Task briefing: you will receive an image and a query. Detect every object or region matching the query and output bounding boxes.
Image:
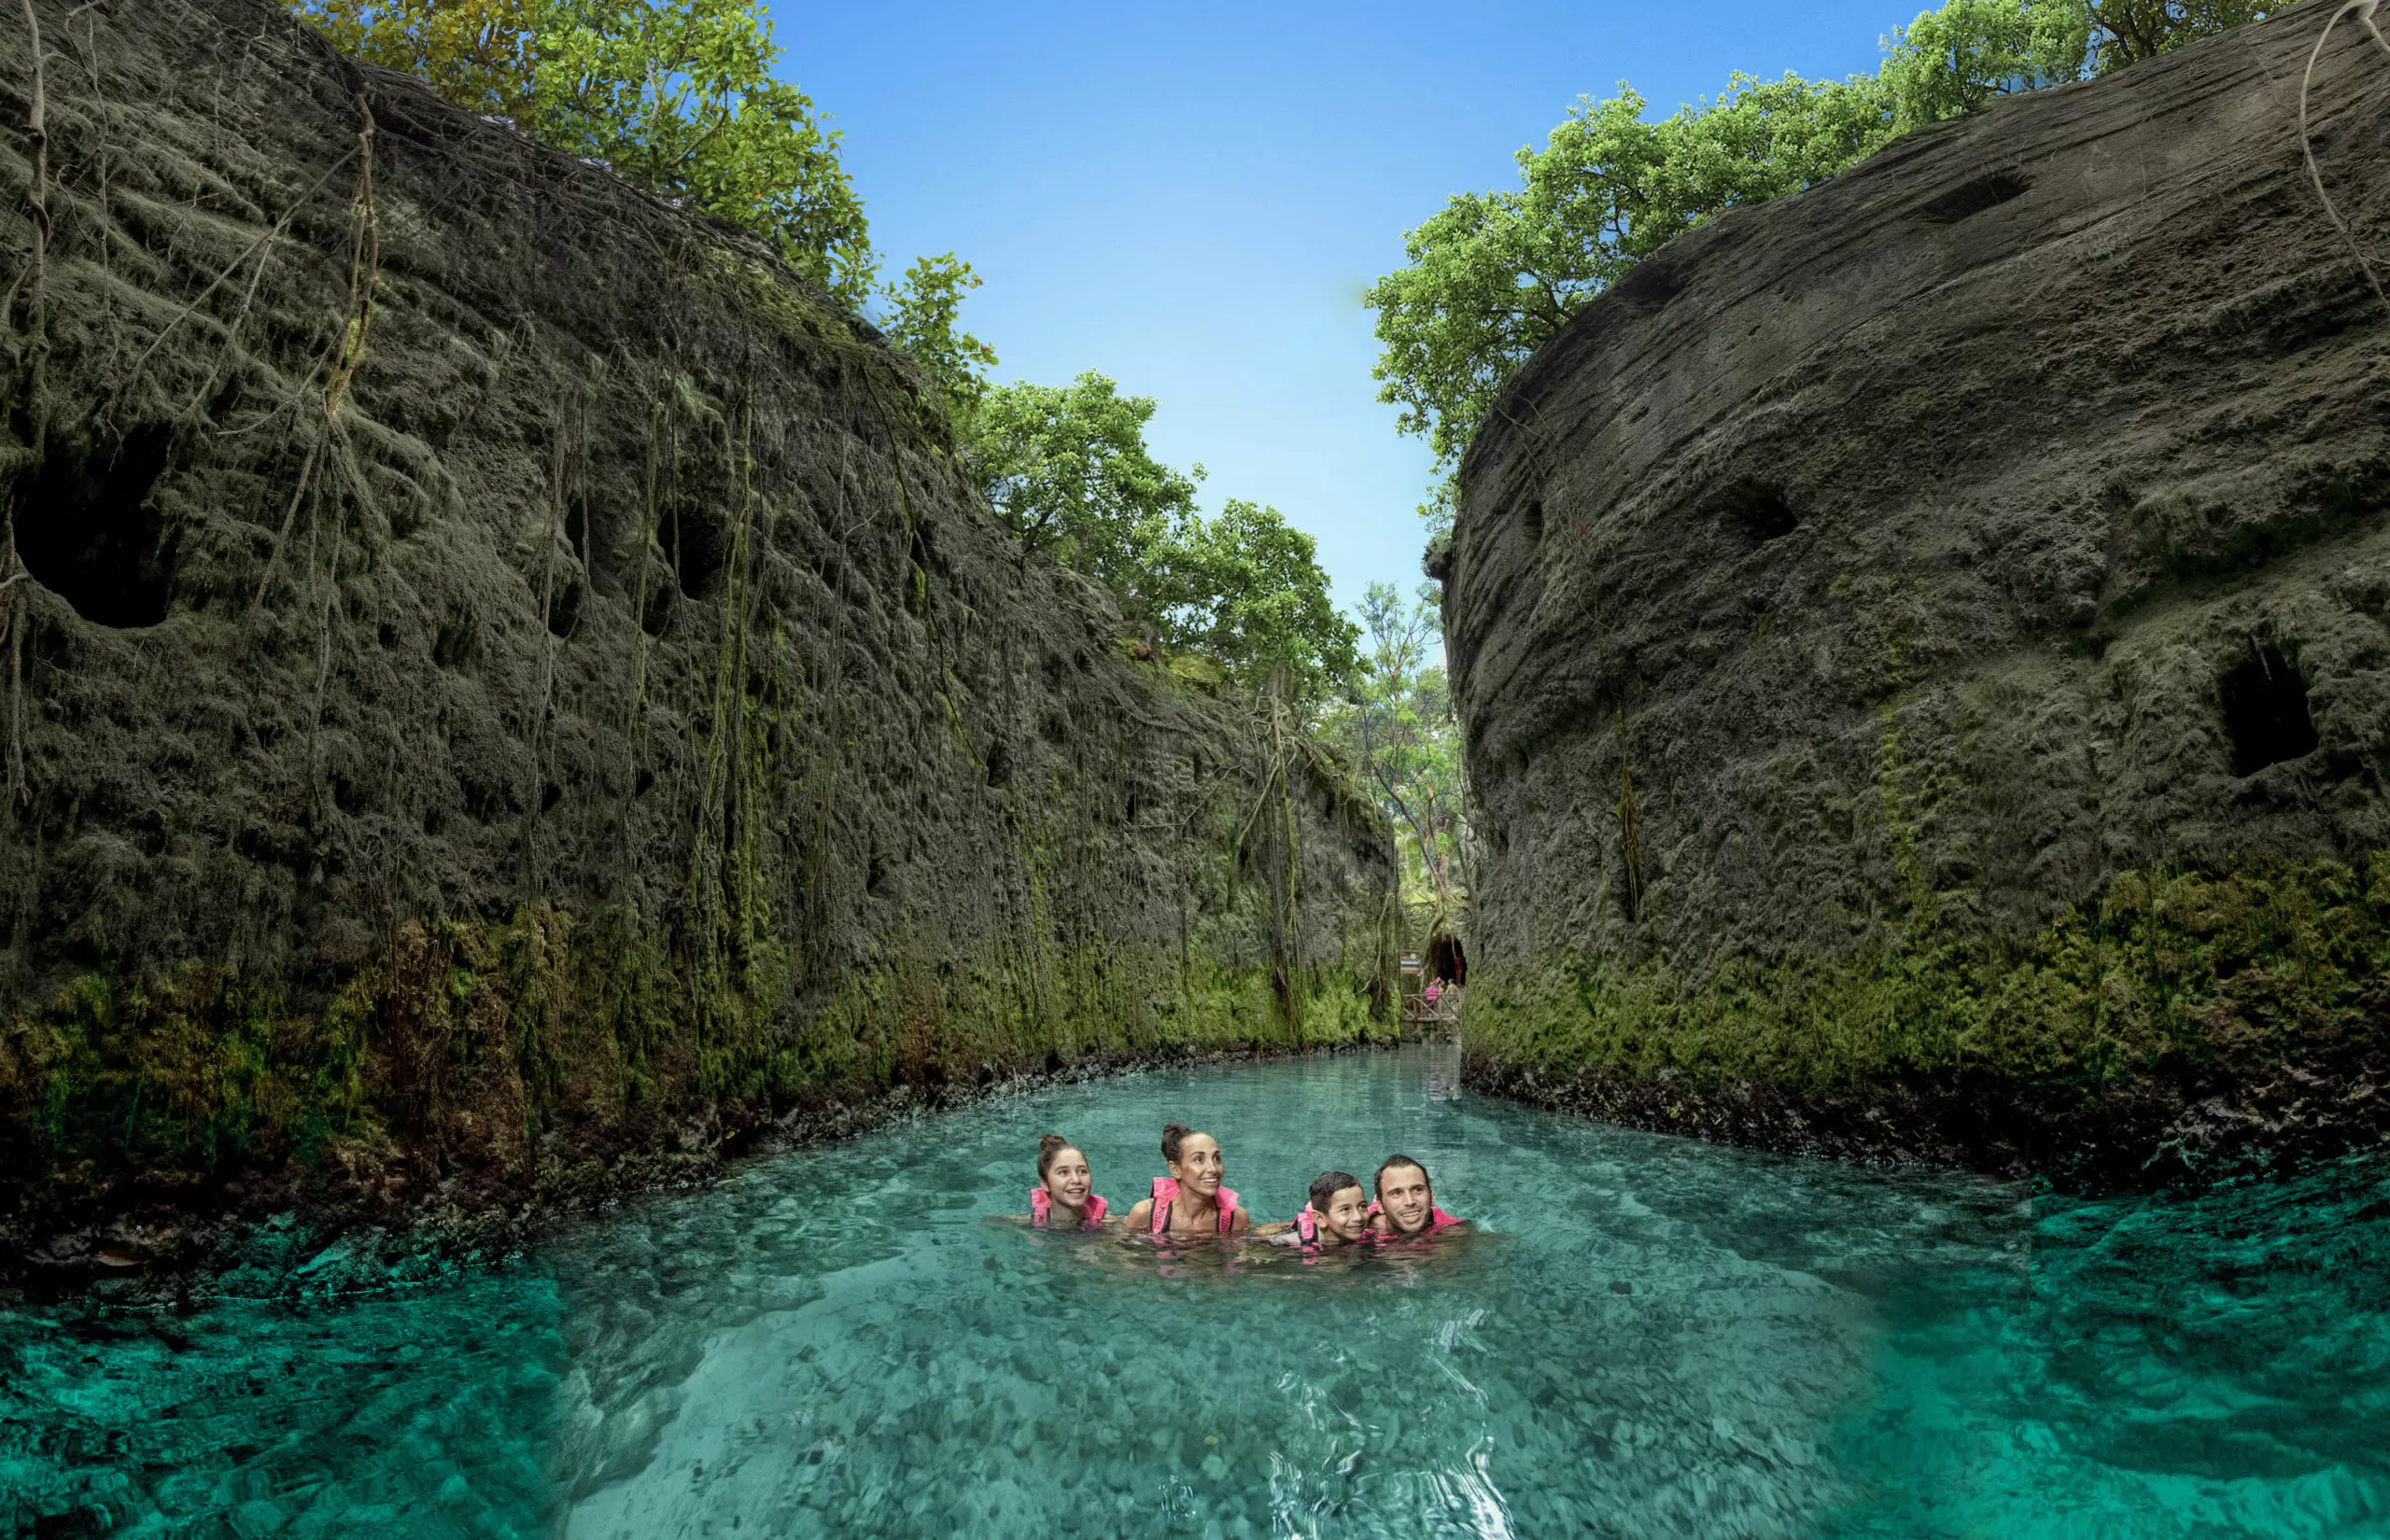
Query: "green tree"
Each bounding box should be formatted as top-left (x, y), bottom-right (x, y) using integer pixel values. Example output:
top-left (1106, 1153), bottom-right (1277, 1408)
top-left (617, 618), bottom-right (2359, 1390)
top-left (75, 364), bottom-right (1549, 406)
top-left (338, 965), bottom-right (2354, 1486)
top-left (288, 0), bottom-right (876, 305)
top-left (1153, 500), bottom-right (1359, 705)
top-left (964, 371), bottom-right (1202, 604)
top-left (1366, 71), bottom-right (1892, 530)
top-left (1327, 582), bottom-right (1468, 906)
top-left (1370, 0), bottom-right (2268, 531)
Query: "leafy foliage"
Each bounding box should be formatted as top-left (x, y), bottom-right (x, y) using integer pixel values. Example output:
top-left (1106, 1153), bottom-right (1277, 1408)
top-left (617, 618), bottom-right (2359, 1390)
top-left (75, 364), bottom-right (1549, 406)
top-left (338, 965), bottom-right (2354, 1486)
top-left (1324, 582), bottom-right (1468, 905)
top-left (1152, 500), bottom-right (1359, 704)
top-left (289, 0), bottom-right (877, 304)
top-left (285, 0), bottom-right (1006, 386)
top-left (876, 253), bottom-right (999, 421)
top-left (964, 377), bottom-right (1355, 702)
top-left (965, 371), bottom-right (1201, 595)
top-left (1370, 0), bottom-right (2269, 530)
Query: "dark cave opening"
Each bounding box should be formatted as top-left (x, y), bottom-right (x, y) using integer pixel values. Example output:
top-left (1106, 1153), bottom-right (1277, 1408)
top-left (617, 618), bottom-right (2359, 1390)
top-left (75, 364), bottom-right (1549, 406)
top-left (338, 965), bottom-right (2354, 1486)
top-left (1425, 931), bottom-right (1467, 986)
top-left (11, 426), bottom-right (174, 627)
top-left (1712, 478), bottom-right (1799, 544)
top-left (2220, 641), bottom-right (2319, 776)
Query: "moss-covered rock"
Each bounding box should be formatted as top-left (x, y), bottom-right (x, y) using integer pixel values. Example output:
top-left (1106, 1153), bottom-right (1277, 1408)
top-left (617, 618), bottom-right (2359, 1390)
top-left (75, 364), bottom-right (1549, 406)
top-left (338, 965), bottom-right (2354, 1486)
top-left (0, 0), bottom-right (1398, 1268)
top-left (1444, 4), bottom-right (2390, 1177)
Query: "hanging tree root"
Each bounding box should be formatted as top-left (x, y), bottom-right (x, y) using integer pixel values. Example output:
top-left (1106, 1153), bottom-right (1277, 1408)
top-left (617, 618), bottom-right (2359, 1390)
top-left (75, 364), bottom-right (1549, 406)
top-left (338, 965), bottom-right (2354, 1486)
top-left (245, 91), bottom-right (379, 633)
top-left (2299, 0), bottom-right (2390, 308)
top-left (8, 0), bottom-right (53, 457)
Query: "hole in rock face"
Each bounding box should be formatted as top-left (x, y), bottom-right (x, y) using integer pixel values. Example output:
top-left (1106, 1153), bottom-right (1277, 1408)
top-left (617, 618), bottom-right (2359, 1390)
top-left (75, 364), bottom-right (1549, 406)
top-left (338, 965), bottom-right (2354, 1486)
top-left (640, 571), bottom-right (676, 637)
top-left (432, 604), bottom-right (477, 670)
top-left (546, 577), bottom-right (582, 638)
top-left (1425, 931), bottom-right (1467, 985)
top-left (659, 496), bottom-right (729, 599)
top-left (1711, 478), bottom-right (1799, 543)
top-left (11, 426), bottom-right (174, 627)
top-left (1920, 169), bottom-right (2032, 225)
top-left (1523, 500), bottom-right (1544, 546)
top-left (2220, 641), bottom-right (2319, 776)
top-left (1611, 260), bottom-right (1683, 309)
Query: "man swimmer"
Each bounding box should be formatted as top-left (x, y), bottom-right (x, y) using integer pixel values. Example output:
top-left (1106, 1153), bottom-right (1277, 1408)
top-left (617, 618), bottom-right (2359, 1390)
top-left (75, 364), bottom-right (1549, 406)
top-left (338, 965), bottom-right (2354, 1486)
top-left (1369, 1155), bottom-right (1461, 1238)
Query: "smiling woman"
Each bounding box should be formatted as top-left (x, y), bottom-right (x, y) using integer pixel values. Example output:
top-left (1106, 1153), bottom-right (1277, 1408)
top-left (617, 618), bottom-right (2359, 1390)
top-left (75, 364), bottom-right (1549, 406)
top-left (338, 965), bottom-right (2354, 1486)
top-left (1126, 1121), bottom-right (1251, 1237)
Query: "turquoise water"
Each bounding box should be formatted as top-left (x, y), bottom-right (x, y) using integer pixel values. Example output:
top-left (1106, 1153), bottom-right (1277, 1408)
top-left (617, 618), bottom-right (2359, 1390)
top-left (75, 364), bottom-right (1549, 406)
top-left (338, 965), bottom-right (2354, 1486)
top-left (4, 1045), bottom-right (2387, 1537)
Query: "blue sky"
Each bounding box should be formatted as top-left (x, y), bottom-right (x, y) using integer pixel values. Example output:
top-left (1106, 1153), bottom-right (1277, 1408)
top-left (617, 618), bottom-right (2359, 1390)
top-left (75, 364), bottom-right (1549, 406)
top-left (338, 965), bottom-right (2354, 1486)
top-left (767, 0), bottom-right (1897, 613)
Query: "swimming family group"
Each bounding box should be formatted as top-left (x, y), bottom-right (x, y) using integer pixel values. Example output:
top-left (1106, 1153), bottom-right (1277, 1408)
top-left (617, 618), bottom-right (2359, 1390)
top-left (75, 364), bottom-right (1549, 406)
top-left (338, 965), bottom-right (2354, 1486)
top-left (1014, 1121), bottom-right (1463, 1248)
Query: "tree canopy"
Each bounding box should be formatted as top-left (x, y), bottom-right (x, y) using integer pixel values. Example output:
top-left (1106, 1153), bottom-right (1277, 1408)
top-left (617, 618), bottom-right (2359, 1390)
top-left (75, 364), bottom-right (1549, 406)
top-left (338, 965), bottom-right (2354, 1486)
top-left (1369, 0), bottom-right (2268, 531)
top-left (1152, 501), bottom-right (1359, 705)
top-left (963, 375), bottom-right (1357, 705)
top-left (1324, 582), bottom-right (1467, 907)
top-left (966, 372), bottom-right (1202, 601)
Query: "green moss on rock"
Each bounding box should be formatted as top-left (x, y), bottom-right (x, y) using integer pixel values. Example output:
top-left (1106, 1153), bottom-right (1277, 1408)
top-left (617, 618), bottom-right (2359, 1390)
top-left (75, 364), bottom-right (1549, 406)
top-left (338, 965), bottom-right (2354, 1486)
top-left (1464, 857), bottom-right (2390, 1179)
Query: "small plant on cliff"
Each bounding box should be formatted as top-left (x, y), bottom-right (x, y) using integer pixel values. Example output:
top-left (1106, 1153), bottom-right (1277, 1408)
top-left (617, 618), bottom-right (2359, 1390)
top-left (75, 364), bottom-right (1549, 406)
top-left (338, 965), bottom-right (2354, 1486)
top-left (1370, 0), bottom-right (2269, 531)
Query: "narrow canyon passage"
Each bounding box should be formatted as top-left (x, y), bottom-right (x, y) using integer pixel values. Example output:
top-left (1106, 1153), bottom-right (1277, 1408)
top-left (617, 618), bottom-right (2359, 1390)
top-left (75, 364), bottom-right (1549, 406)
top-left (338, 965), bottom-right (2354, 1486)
top-left (5, 1048), bottom-right (2383, 1537)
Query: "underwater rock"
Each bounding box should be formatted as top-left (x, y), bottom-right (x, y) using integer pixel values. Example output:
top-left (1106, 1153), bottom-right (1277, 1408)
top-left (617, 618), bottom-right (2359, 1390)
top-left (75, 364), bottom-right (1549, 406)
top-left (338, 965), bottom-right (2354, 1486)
top-left (1446, 0), bottom-right (2390, 1180)
top-left (0, 0), bottom-right (1397, 1274)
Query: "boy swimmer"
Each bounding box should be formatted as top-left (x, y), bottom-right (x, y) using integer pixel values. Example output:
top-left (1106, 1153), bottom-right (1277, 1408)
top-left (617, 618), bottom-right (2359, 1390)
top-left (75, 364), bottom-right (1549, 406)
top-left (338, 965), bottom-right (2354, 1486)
top-left (1258, 1169), bottom-right (1371, 1250)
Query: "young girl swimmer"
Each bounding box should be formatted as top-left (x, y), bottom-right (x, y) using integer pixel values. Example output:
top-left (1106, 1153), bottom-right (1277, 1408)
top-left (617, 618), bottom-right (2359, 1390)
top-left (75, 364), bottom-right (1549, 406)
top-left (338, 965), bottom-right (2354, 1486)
top-left (1258, 1170), bottom-right (1371, 1250)
top-left (1369, 1154), bottom-right (1462, 1239)
top-left (1028, 1134), bottom-right (1109, 1229)
top-left (1124, 1122), bottom-right (1250, 1237)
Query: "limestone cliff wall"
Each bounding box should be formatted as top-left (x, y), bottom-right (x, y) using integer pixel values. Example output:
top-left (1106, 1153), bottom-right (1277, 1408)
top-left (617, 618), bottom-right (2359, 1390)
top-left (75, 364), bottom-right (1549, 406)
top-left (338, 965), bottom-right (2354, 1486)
top-left (0, 0), bottom-right (1397, 1263)
top-left (1447, 1), bottom-right (2390, 1178)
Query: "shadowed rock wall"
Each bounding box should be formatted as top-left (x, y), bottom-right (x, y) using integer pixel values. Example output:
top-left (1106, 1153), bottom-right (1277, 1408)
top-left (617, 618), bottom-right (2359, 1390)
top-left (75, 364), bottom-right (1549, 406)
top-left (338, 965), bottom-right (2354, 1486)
top-left (1447, 1), bottom-right (2390, 1179)
top-left (0, 0), bottom-right (1397, 1265)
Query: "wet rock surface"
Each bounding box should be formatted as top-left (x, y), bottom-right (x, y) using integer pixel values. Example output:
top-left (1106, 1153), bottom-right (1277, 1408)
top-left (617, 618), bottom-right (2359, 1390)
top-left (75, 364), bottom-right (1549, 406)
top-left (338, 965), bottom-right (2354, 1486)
top-left (0, 0), bottom-right (1397, 1276)
top-left (1446, 1), bottom-right (2390, 1177)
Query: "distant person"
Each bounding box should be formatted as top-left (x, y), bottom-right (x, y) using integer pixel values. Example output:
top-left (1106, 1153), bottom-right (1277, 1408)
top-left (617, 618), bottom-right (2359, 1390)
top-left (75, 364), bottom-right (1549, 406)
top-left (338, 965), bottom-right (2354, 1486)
top-left (1125, 1122), bottom-right (1250, 1237)
top-left (1257, 1169), bottom-right (1371, 1252)
top-left (1028, 1134), bottom-right (1109, 1229)
top-left (1369, 1155), bottom-right (1461, 1239)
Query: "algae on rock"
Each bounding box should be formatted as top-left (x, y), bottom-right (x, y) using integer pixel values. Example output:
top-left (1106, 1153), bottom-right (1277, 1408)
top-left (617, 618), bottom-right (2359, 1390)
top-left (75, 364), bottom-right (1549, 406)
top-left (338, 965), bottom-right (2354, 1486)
top-left (1444, 1), bottom-right (2390, 1177)
top-left (0, 0), bottom-right (1398, 1263)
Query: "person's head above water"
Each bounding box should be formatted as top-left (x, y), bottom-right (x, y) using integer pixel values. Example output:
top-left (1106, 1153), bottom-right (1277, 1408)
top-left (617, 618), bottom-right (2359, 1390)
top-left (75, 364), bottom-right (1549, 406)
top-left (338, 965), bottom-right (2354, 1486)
top-left (1037, 1134), bottom-right (1092, 1211)
top-left (1306, 1169), bottom-right (1370, 1244)
top-left (1373, 1155), bottom-right (1446, 1237)
top-left (1161, 1122), bottom-right (1227, 1205)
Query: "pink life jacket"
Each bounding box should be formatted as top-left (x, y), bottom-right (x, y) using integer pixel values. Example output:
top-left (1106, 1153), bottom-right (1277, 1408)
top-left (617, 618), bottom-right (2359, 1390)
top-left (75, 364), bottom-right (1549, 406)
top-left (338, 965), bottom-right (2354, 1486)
top-left (1030, 1188), bottom-right (1108, 1229)
top-left (1148, 1176), bottom-right (1240, 1235)
top-left (1368, 1198), bottom-right (1460, 1238)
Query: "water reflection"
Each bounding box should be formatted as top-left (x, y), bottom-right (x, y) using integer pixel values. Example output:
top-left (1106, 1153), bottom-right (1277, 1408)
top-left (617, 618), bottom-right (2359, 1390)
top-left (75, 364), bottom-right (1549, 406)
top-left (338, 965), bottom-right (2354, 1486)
top-left (3, 1046), bottom-right (2384, 1537)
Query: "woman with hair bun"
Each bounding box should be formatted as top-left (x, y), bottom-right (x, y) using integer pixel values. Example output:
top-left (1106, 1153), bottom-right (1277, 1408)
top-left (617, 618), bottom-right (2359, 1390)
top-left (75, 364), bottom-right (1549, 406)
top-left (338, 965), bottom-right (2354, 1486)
top-left (1124, 1122), bottom-right (1250, 1237)
top-left (1028, 1134), bottom-right (1109, 1229)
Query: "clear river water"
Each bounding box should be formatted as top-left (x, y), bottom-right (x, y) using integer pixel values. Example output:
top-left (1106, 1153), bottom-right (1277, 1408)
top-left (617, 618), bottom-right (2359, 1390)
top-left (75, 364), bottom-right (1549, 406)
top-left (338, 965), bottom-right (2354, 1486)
top-left (5, 1045), bottom-right (2388, 1538)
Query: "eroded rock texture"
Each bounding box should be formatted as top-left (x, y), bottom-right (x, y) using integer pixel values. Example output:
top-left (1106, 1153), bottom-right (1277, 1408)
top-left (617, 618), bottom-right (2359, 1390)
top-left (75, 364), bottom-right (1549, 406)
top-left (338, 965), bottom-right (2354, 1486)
top-left (0, 0), bottom-right (1396, 1264)
top-left (1449, 2), bottom-right (2390, 1175)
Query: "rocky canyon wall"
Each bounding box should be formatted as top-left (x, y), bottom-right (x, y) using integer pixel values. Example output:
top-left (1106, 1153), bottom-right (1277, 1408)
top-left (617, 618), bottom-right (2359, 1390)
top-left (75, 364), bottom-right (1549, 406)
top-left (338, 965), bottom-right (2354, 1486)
top-left (0, 0), bottom-right (1397, 1270)
top-left (1448, 0), bottom-right (2390, 1180)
